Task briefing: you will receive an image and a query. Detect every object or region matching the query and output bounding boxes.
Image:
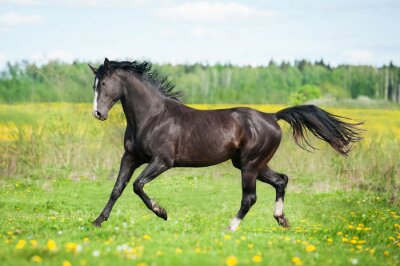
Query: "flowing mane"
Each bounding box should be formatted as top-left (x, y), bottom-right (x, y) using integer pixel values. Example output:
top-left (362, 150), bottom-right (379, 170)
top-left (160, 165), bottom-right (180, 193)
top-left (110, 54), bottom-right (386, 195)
top-left (97, 60), bottom-right (182, 101)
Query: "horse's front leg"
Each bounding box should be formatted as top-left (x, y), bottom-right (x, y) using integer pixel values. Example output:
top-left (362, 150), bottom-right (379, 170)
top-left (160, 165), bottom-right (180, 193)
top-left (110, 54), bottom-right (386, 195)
top-left (133, 158), bottom-right (171, 220)
top-left (92, 152), bottom-right (140, 227)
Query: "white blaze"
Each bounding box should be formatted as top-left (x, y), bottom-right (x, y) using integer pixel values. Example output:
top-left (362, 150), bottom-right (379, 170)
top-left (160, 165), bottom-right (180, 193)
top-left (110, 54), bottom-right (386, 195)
top-left (228, 217), bottom-right (241, 231)
top-left (274, 198), bottom-right (284, 217)
top-left (93, 78), bottom-right (99, 111)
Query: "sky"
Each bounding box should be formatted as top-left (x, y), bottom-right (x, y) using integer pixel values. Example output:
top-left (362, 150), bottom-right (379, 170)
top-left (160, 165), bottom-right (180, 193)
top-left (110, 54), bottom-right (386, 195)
top-left (0, 0), bottom-right (399, 68)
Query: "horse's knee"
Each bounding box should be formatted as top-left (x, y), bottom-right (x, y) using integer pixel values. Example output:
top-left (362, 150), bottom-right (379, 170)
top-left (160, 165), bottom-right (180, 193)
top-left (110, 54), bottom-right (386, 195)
top-left (133, 180), bottom-right (143, 195)
top-left (242, 193), bottom-right (257, 207)
top-left (110, 189), bottom-right (121, 201)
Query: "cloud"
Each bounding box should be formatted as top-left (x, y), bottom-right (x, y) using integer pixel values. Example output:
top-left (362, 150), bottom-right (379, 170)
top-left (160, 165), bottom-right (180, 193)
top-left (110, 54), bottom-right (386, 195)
top-left (0, 12), bottom-right (45, 29)
top-left (346, 49), bottom-right (374, 64)
top-left (156, 1), bottom-right (278, 23)
top-left (32, 50), bottom-right (75, 63)
top-left (0, 0), bottom-right (146, 7)
top-left (191, 26), bottom-right (219, 38)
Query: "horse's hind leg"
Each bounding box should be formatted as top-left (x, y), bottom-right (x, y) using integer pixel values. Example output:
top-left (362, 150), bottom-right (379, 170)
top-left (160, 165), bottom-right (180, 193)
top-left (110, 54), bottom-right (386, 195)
top-left (257, 167), bottom-right (290, 228)
top-left (133, 158), bottom-right (171, 220)
top-left (227, 169), bottom-right (257, 231)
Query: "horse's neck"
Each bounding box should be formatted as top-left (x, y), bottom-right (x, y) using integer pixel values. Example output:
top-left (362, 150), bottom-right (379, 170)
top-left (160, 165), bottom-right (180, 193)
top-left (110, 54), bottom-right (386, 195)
top-left (120, 74), bottom-right (167, 130)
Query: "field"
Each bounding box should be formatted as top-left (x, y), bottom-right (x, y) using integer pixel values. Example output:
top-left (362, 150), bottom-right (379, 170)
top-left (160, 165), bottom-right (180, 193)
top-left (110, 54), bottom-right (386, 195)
top-left (1, 103), bottom-right (399, 266)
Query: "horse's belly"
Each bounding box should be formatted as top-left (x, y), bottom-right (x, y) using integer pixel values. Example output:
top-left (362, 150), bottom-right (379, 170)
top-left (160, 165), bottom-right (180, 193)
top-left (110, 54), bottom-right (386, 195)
top-left (174, 142), bottom-right (236, 167)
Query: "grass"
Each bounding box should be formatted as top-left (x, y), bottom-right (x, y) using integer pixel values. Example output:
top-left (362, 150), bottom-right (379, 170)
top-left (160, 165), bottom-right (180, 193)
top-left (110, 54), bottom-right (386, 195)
top-left (1, 103), bottom-right (399, 265)
top-left (1, 171), bottom-right (399, 266)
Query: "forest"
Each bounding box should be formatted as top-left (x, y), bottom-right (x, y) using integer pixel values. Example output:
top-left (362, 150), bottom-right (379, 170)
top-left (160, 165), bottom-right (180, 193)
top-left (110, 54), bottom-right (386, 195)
top-left (0, 60), bottom-right (399, 104)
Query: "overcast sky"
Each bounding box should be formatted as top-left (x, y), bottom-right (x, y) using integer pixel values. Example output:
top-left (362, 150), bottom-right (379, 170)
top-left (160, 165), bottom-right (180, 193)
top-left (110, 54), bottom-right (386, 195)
top-left (0, 0), bottom-right (399, 68)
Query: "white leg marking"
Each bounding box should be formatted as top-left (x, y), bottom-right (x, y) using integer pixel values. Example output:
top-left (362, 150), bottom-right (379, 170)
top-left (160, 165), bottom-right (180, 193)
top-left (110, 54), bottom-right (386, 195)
top-left (228, 217), bottom-right (242, 231)
top-left (274, 198), bottom-right (284, 217)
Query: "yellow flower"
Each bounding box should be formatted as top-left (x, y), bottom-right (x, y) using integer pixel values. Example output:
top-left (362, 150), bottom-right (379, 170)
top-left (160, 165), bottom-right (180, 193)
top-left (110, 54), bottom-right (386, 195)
top-left (31, 255), bottom-right (42, 263)
top-left (252, 255), bottom-right (262, 263)
top-left (47, 239), bottom-right (57, 251)
top-left (65, 242), bottom-right (78, 253)
top-left (16, 239), bottom-right (26, 249)
top-left (291, 256), bottom-right (304, 266)
top-left (143, 234), bottom-right (151, 240)
top-left (63, 260), bottom-right (72, 266)
top-left (226, 256), bottom-right (238, 266)
top-left (30, 240), bottom-right (38, 248)
top-left (83, 237), bottom-right (89, 243)
top-left (240, 236), bottom-right (246, 241)
top-left (348, 225), bottom-right (354, 229)
top-left (356, 245), bottom-right (362, 250)
top-left (342, 237), bottom-right (348, 243)
top-left (384, 251), bottom-right (389, 256)
top-left (224, 235), bottom-right (232, 240)
top-left (195, 247), bottom-right (201, 254)
top-left (156, 250), bottom-right (163, 256)
top-left (248, 243), bottom-right (254, 249)
top-left (305, 245), bottom-right (316, 252)
top-left (175, 248), bottom-right (183, 254)
top-left (350, 239), bottom-right (357, 244)
top-left (327, 238), bottom-right (333, 243)
top-left (137, 263), bottom-right (147, 266)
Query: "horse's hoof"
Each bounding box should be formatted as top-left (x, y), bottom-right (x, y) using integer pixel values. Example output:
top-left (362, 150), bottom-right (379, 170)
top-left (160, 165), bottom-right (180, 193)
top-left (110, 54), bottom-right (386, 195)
top-left (153, 206), bottom-right (168, 220)
top-left (92, 220), bottom-right (102, 227)
top-left (156, 208), bottom-right (168, 221)
top-left (274, 214), bottom-right (290, 229)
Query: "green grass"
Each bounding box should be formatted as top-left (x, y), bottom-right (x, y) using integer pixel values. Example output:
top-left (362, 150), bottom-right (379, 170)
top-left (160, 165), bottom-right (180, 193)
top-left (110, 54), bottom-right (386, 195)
top-left (1, 167), bottom-right (399, 266)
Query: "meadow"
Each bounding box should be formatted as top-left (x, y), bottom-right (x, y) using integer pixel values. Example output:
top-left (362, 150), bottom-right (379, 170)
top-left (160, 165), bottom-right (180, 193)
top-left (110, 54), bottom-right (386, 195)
top-left (0, 103), bottom-right (399, 266)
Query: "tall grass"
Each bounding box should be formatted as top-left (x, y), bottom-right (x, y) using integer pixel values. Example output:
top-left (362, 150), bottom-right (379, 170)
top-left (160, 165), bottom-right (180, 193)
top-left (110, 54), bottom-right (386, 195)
top-left (1, 103), bottom-right (399, 201)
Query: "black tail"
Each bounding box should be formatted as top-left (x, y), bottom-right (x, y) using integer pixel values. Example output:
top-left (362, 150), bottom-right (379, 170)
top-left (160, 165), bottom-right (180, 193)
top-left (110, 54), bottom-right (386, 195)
top-left (275, 105), bottom-right (364, 156)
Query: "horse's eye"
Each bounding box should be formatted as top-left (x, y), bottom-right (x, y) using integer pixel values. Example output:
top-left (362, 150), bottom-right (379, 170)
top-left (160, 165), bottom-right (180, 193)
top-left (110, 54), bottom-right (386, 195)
top-left (101, 81), bottom-right (106, 86)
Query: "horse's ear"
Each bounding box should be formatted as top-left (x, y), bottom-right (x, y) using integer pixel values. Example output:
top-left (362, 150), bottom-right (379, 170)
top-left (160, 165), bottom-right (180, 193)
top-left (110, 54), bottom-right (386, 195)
top-left (88, 64), bottom-right (97, 75)
top-left (104, 58), bottom-right (110, 74)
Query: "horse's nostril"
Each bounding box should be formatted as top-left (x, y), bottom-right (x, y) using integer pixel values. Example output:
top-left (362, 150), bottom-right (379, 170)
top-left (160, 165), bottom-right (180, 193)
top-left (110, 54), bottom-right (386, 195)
top-left (95, 111), bottom-right (102, 118)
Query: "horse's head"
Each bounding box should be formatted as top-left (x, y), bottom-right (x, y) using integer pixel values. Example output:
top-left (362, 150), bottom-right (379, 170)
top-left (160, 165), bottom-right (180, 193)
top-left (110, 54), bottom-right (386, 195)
top-left (89, 58), bottom-right (123, 121)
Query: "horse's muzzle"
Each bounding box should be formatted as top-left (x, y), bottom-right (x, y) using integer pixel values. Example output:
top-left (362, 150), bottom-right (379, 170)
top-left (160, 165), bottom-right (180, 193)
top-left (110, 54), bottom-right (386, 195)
top-left (93, 110), bottom-right (108, 121)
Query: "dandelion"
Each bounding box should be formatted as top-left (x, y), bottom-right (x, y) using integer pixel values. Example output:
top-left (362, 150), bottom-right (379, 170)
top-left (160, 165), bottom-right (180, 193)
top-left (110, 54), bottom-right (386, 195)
top-left (15, 239), bottom-right (26, 249)
top-left (337, 232), bottom-right (342, 235)
top-left (291, 256), bottom-right (304, 266)
top-left (305, 245), bottom-right (316, 252)
top-left (175, 248), bottom-right (183, 254)
top-left (384, 251), bottom-right (389, 256)
top-left (348, 225), bottom-right (354, 229)
top-left (342, 237), bottom-right (348, 243)
top-left (63, 260), bottom-right (72, 266)
top-left (65, 242), bottom-right (79, 254)
top-left (30, 240), bottom-right (38, 248)
top-left (226, 256), bottom-right (238, 266)
top-left (137, 263), bottom-right (147, 266)
top-left (327, 238), bottom-right (333, 243)
top-left (356, 245), bottom-right (362, 250)
top-left (252, 255), bottom-right (262, 263)
top-left (350, 239), bottom-right (357, 244)
top-left (240, 236), bottom-right (246, 241)
top-left (83, 237), bottom-right (89, 243)
top-left (31, 255), bottom-right (42, 263)
top-left (47, 239), bottom-right (57, 251)
top-left (248, 243), bottom-right (254, 249)
top-left (195, 247), bottom-right (201, 254)
top-left (224, 235), bottom-right (231, 240)
top-left (143, 234), bottom-right (151, 240)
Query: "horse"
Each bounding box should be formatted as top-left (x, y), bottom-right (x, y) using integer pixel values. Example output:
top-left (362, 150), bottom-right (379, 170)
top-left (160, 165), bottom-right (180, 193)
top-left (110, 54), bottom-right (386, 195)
top-left (88, 58), bottom-right (363, 231)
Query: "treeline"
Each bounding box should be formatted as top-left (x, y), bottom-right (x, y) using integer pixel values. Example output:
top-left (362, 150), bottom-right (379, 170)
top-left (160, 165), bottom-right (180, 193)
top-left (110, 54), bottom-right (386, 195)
top-left (0, 60), bottom-right (399, 104)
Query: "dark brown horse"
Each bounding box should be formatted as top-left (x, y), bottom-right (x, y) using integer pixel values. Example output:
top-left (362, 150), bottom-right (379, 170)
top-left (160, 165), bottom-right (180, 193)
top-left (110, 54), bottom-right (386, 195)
top-left (89, 58), bottom-right (363, 230)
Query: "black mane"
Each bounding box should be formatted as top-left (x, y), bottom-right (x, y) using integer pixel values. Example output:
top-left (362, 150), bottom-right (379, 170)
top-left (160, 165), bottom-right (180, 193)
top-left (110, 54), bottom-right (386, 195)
top-left (98, 60), bottom-right (181, 101)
